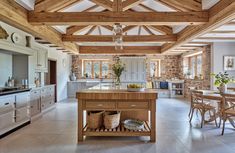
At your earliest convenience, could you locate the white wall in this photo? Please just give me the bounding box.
[0,52,12,87]
[212,42,235,88]
[46,47,71,101]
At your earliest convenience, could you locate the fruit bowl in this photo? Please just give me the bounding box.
[127,84,145,92]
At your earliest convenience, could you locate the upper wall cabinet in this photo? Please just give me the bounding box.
[35,46,48,72]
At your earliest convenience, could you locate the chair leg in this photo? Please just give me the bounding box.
[189,108,195,123]
[201,111,205,128]
[218,117,222,128]
[213,109,218,127]
[221,116,227,135]
[188,107,192,118]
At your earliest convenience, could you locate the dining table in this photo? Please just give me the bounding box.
[196,90,235,128]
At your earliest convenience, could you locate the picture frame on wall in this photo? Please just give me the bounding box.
[224,56,235,71]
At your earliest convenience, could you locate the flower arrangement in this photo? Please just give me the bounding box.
[211,72,234,86]
[211,71,234,93]
[112,59,125,85]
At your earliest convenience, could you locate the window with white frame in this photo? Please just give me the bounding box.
[150,60,161,78]
[83,60,111,79]
[183,54,203,79]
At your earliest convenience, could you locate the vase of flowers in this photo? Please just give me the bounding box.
[211,72,234,93]
[112,59,125,86]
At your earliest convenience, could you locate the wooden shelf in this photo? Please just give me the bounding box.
[83,121,151,137]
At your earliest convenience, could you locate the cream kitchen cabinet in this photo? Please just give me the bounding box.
[0,91,30,136]
[34,46,48,72]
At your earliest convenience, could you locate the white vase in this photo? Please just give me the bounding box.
[218,84,227,93]
[70,73,77,81]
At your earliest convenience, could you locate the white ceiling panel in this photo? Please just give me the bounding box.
[202,0,220,10]
[142,0,176,12]
[61,0,94,12]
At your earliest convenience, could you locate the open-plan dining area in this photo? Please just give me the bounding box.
[1,0,235,153]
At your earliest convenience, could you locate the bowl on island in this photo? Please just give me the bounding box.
[127,84,145,92]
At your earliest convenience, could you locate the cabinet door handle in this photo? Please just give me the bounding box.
[97,104,103,107]
[130,104,136,107]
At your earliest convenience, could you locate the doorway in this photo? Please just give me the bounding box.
[46,59,57,102]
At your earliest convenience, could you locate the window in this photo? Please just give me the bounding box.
[183,54,203,79]
[150,60,161,78]
[83,60,111,79]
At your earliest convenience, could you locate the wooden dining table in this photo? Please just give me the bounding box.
[196,90,235,128]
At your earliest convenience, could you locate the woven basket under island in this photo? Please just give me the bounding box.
[76,89,158,143]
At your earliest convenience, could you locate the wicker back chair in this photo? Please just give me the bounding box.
[189,90,217,128]
[221,93,235,135]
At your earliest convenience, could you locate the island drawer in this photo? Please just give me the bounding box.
[84,101,116,109]
[117,102,149,109]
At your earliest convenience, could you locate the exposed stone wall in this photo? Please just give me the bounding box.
[71,45,212,98]
[182,46,211,97]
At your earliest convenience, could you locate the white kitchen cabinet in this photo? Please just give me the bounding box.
[34,46,48,72]
[120,57,146,83]
[0,92,30,136]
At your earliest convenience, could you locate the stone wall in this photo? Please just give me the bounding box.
[71,45,211,98]
[182,46,211,97]
[72,54,181,80]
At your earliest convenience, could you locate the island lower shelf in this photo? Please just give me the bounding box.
[83,121,151,137]
[77,89,158,143]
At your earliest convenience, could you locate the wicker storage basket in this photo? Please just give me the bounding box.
[87,111,104,129]
[104,111,121,129]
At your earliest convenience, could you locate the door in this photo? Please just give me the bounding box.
[120,57,146,82]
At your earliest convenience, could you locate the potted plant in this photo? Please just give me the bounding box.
[112,59,125,86]
[211,72,234,93]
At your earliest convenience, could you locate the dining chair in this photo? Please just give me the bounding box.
[188,87,196,117]
[221,93,235,135]
[189,90,218,128]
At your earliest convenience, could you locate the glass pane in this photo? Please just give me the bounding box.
[84,61,92,78]
[197,55,202,76]
[150,61,159,77]
[94,62,100,78]
[191,57,196,78]
[102,62,109,78]
[183,58,189,78]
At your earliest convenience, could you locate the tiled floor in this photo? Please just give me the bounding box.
[1,98,235,153]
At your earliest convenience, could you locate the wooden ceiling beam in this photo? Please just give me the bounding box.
[0,0,78,54]
[85,26,97,35]
[123,0,144,11]
[34,0,82,12]
[101,25,113,31]
[157,0,202,12]
[66,25,92,35]
[91,0,113,11]
[142,26,155,35]
[28,11,209,25]
[62,35,177,42]
[79,46,161,54]
[161,0,235,53]
[147,25,173,35]
[209,31,235,34]
[123,25,137,33]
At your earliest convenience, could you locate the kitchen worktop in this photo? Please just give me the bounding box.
[0,88,31,96]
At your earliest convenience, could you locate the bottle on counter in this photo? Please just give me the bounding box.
[7,77,12,87]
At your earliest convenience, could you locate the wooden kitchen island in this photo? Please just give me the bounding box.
[76,88,158,143]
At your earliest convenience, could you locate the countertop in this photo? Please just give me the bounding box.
[0,88,31,96]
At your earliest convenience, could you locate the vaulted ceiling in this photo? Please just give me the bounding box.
[6,0,235,55]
